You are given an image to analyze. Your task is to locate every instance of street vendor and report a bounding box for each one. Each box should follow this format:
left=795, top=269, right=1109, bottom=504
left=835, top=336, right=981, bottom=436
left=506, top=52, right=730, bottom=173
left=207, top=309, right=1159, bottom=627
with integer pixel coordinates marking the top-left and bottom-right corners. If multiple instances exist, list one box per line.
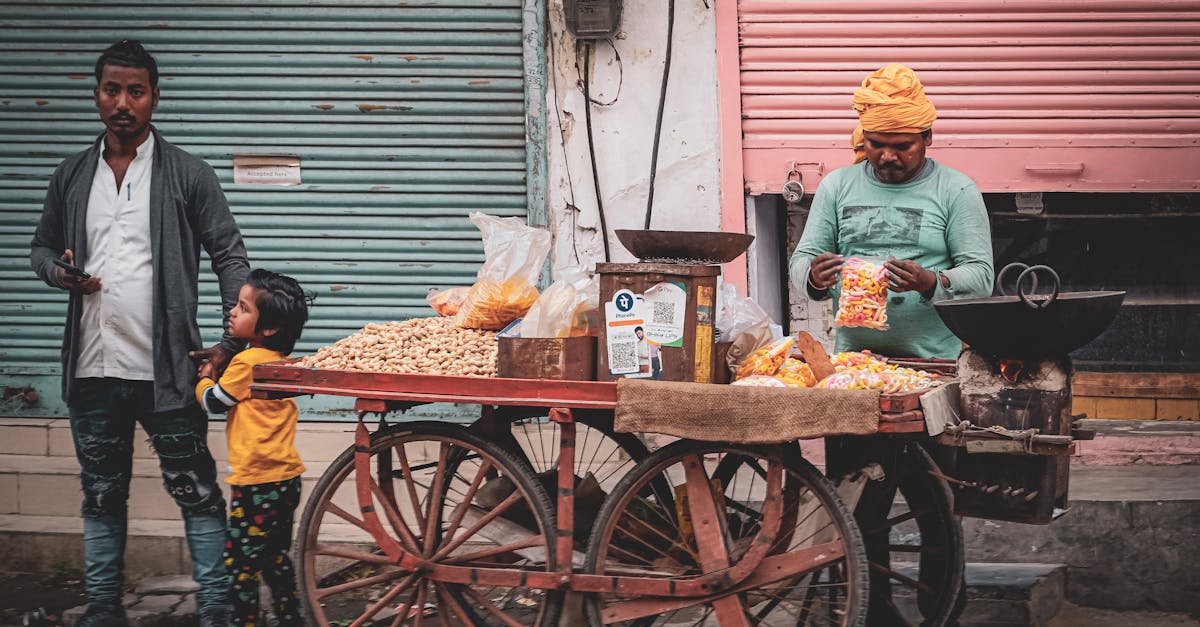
left=789, top=63, right=992, bottom=626
left=789, top=63, right=994, bottom=359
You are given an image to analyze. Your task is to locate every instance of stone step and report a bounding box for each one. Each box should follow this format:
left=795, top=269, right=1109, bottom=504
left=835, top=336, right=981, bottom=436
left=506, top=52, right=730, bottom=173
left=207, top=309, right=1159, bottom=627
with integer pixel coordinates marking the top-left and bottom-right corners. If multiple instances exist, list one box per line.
left=0, top=417, right=359, bottom=463
left=894, top=563, right=1066, bottom=627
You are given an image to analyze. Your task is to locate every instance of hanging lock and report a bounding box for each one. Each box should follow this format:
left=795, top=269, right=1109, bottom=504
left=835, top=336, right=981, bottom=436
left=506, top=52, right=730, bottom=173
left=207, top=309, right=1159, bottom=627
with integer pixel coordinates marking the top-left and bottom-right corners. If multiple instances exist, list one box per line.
left=782, top=169, right=805, bottom=203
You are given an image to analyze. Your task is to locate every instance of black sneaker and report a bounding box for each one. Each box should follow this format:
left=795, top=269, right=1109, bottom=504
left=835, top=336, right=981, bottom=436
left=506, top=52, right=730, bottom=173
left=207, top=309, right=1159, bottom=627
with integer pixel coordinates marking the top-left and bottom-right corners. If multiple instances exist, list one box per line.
left=198, top=606, right=232, bottom=627
left=76, top=604, right=128, bottom=627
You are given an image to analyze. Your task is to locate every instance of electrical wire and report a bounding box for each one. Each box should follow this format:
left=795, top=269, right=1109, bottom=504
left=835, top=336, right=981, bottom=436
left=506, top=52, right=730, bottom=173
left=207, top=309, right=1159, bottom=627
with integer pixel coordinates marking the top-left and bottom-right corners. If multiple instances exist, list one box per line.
left=581, top=40, right=612, bottom=262
left=547, top=12, right=582, bottom=265
left=643, top=0, right=676, bottom=230
left=583, top=38, right=623, bottom=107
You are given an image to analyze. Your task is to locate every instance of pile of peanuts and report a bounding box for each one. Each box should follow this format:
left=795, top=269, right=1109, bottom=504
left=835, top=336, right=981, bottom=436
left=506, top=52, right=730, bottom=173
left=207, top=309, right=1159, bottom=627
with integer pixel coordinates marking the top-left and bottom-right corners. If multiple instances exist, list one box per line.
left=294, top=316, right=498, bottom=377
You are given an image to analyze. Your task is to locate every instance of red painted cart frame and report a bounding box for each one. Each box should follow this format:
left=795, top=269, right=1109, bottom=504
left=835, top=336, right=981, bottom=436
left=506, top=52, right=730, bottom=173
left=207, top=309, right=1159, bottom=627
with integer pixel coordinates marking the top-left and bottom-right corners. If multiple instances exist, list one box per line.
left=251, top=360, right=939, bottom=626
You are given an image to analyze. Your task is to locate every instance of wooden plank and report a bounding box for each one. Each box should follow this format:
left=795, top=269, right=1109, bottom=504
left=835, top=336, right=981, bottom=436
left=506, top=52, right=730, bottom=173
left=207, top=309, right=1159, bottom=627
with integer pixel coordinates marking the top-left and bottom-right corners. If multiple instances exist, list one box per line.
left=1073, top=372, right=1200, bottom=399
left=879, top=391, right=922, bottom=412
left=879, top=409, right=923, bottom=423
left=251, top=382, right=619, bottom=410
left=252, top=360, right=619, bottom=408
left=877, top=420, right=925, bottom=434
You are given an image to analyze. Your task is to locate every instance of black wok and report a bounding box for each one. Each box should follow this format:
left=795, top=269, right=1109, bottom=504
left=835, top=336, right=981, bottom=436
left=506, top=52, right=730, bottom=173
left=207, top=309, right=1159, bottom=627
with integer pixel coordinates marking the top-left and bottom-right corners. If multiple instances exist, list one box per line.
left=933, top=264, right=1125, bottom=358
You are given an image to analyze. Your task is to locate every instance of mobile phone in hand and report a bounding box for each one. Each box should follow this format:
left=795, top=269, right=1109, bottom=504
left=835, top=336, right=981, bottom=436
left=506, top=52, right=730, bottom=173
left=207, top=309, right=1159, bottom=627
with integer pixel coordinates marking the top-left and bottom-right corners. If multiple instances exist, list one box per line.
left=52, top=258, right=91, bottom=279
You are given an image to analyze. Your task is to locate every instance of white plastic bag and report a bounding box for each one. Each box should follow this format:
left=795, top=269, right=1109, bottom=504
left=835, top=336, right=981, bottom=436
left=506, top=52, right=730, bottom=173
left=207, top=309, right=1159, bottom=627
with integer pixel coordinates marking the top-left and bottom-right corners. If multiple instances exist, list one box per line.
left=454, top=212, right=552, bottom=330
left=522, top=267, right=599, bottom=338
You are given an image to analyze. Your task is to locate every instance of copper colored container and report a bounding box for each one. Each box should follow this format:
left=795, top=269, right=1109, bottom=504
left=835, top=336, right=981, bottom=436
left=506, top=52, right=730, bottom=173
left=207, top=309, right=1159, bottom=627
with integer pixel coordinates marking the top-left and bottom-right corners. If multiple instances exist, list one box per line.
left=497, top=336, right=597, bottom=381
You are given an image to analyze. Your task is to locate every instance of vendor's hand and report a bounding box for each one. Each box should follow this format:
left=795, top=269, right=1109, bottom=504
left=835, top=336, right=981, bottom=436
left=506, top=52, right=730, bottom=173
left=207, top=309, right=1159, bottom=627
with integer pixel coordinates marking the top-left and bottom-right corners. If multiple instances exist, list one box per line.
left=57, top=249, right=102, bottom=295
left=190, top=344, right=233, bottom=378
left=808, top=253, right=844, bottom=291
left=885, top=258, right=938, bottom=297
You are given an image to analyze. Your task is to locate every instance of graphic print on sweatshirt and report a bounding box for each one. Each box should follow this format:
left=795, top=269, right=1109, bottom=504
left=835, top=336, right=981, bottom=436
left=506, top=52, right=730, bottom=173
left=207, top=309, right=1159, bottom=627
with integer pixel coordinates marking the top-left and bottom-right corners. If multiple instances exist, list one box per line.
left=840, top=205, right=924, bottom=259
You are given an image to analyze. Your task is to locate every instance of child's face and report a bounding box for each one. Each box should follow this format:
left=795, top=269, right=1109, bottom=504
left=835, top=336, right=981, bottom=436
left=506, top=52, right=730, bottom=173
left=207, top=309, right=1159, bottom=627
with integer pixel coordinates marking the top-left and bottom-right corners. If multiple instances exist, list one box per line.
left=230, top=284, right=270, bottom=342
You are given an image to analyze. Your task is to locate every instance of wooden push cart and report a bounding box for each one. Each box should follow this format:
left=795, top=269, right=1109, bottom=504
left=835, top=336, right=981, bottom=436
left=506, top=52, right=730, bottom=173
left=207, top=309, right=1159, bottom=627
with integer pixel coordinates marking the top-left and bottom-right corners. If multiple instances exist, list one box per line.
left=251, top=363, right=983, bottom=627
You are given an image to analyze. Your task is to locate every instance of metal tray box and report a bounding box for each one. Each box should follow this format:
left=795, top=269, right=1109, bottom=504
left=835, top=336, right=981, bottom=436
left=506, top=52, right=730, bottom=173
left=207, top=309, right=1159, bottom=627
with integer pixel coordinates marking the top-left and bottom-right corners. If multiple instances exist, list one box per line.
left=497, top=336, right=597, bottom=381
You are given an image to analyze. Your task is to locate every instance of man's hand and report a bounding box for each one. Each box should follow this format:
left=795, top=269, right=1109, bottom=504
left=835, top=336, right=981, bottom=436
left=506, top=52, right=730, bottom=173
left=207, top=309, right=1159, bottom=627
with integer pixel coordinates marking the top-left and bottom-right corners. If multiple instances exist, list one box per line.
left=57, top=249, right=102, bottom=294
left=808, top=253, right=844, bottom=291
left=885, top=258, right=938, bottom=298
left=190, top=345, right=233, bottom=379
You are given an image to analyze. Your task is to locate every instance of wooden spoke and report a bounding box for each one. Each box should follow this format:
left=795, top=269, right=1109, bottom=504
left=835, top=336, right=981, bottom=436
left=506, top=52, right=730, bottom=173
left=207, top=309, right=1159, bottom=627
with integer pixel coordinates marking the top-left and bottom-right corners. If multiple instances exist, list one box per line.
left=864, top=508, right=930, bottom=536
left=396, top=444, right=427, bottom=531
left=316, top=567, right=412, bottom=600
left=422, top=444, right=451, bottom=554
left=314, top=544, right=394, bottom=564
left=444, top=535, right=544, bottom=565
left=389, top=586, right=421, bottom=627
left=323, top=501, right=368, bottom=531
left=460, top=585, right=526, bottom=627
left=431, top=489, right=524, bottom=561
left=439, top=459, right=494, bottom=549
left=870, top=561, right=934, bottom=594
left=370, top=477, right=422, bottom=554
left=348, top=574, right=417, bottom=627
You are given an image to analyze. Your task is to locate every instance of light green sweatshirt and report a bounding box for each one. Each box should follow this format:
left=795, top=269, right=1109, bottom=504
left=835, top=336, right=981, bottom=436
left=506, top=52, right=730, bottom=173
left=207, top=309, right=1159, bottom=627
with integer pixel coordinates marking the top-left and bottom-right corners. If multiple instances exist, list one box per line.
left=788, top=159, right=994, bottom=359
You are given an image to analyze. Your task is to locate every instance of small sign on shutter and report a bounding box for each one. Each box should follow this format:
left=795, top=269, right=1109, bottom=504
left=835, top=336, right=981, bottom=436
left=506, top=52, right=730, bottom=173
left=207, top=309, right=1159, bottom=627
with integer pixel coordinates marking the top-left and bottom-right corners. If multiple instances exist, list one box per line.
left=233, top=154, right=301, bottom=186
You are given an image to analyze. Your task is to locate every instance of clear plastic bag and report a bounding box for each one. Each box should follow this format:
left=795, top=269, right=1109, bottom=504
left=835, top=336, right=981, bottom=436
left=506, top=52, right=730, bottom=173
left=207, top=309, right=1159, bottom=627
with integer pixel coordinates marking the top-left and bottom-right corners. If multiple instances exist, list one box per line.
left=426, top=287, right=469, bottom=317
left=522, top=267, right=598, bottom=338
left=454, top=212, right=552, bottom=330
left=834, top=256, right=890, bottom=330
left=734, top=335, right=796, bottom=381
left=724, top=296, right=775, bottom=374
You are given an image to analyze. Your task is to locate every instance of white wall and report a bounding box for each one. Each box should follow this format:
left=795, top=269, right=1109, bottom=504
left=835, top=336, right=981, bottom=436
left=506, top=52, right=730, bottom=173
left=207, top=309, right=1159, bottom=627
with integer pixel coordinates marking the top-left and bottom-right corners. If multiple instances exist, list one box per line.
left=545, top=0, right=722, bottom=273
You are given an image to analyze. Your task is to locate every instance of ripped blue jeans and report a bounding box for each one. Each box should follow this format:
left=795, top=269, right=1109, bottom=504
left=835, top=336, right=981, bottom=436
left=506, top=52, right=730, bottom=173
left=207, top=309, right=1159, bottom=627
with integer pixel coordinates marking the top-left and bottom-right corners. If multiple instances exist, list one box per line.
left=69, top=378, right=228, bottom=611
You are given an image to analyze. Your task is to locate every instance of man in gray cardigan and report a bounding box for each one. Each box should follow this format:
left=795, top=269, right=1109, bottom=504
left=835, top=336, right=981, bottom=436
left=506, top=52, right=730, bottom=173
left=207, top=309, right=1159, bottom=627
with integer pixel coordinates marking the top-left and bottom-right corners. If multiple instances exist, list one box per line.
left=30, top=40, right=247, bottom=627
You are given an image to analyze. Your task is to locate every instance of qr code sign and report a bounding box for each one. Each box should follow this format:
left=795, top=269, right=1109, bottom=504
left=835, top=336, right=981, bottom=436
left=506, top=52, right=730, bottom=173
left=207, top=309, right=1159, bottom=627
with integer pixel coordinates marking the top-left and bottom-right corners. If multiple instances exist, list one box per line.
left=652, top=301, right=675, bottom=324
left=609, top=341, right=638, bottom=371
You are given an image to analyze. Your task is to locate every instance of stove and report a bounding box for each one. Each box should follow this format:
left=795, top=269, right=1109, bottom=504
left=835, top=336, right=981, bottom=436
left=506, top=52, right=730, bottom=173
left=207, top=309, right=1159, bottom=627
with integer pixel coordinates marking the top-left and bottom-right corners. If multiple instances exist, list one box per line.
left=949, top=348, right=1073, bottom=524
left=932, top=263, right=1125, bottom=524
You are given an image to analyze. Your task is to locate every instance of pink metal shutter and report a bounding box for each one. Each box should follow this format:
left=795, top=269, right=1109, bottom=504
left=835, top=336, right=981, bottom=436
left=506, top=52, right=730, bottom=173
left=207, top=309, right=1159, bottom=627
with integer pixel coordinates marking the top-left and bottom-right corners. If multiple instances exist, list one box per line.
left=738, top=1, right=1200, bottom=194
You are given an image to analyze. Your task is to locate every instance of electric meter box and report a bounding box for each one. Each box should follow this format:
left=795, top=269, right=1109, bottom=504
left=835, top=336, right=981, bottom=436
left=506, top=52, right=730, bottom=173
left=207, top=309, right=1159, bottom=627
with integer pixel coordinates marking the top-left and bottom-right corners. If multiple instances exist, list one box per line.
left=564, top=0, right=622, bottom=39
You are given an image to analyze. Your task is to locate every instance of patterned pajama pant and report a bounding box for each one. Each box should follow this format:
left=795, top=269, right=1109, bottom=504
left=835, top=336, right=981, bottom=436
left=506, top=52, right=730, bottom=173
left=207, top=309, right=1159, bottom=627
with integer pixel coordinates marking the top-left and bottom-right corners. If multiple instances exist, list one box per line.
left=225, top=476, right=303, bottom=627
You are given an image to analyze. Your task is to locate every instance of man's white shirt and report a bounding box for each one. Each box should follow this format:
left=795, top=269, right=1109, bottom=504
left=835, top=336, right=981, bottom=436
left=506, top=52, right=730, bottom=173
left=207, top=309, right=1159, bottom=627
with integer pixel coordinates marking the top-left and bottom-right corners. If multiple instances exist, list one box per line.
left=76, top=136, right=155, bottom=380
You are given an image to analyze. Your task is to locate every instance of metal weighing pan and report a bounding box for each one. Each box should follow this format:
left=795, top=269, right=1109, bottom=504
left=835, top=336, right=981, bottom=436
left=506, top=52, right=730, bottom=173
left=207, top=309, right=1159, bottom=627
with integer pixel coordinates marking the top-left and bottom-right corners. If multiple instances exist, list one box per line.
left=615, top=229, right=754, bottom=264
left=934, top=264, right=1125, bottom=358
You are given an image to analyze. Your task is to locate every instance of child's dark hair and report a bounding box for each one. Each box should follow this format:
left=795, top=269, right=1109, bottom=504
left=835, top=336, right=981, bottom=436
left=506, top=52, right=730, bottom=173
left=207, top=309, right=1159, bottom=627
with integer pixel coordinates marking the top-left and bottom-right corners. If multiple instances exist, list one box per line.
left=95, top=39, right=159, bottom=89
left=247, top=269, right=311, bottom=354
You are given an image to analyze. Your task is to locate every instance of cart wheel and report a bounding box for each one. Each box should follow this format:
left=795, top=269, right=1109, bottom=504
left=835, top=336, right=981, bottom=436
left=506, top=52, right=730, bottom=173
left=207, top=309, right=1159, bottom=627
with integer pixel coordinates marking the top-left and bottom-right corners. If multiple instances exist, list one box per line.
left=487, top=410, right=650, bottom=495
left=584, top=440, right=869, bottom=626
left=481, top=410, right=676, bottom=543
left=838, top=441, right=965, bottom=627
left=296, top=421, right=563, bottom=626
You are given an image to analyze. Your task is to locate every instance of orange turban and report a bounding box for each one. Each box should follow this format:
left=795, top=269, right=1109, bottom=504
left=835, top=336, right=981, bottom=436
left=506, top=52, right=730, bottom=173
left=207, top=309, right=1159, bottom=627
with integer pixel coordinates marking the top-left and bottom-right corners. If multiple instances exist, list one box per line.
left=851, top=64, right=937, bottom=163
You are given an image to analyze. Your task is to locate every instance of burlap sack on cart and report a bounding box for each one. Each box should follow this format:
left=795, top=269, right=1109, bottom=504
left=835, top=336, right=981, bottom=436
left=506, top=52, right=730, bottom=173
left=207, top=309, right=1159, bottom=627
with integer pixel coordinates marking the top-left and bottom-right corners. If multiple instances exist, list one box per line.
left=615, top=379, right=879, bottom=443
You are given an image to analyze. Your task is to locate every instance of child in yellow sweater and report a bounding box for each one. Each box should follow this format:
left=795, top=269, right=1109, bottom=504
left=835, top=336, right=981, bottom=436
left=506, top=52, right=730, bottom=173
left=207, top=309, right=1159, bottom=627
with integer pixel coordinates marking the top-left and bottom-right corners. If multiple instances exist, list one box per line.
left=196, top=269, right=310, bottom=627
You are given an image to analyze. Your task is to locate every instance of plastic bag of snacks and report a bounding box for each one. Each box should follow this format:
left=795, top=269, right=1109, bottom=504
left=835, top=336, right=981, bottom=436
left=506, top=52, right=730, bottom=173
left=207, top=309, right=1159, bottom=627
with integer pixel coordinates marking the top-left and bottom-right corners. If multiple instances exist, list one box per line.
left=817, top=367, right=937, bottom=393
left=834, top=257, right=889, bottom=330
left=734, top=335, right=795, bottom=381
left=454, top=212, right=552, bottom=330
left=774, top=358, right=817, bottom=388
left=426, top=287, right=469, bottom=317
left=522, top=267, right=598, bottom=338
left=731, top=375, right=789, bottom=388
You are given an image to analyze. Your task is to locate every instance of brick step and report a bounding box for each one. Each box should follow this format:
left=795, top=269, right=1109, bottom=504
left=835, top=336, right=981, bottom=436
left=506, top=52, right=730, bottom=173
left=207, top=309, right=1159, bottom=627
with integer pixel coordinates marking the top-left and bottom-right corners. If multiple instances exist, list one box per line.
left=0, top=418, right=358, bottom=463
left=894, top=563, right=1066, bottom=627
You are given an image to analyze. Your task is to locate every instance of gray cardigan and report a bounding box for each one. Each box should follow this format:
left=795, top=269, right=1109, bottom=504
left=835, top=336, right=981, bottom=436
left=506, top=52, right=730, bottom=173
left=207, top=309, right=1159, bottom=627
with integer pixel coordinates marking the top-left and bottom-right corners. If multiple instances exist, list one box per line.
left=30, top=126, right=249, bottom=412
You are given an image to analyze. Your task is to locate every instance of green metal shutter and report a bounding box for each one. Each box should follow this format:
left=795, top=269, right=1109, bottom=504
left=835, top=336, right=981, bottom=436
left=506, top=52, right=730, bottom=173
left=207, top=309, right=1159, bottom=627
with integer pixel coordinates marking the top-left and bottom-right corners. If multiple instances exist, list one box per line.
left=0, top=0, right=538, bottom=416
